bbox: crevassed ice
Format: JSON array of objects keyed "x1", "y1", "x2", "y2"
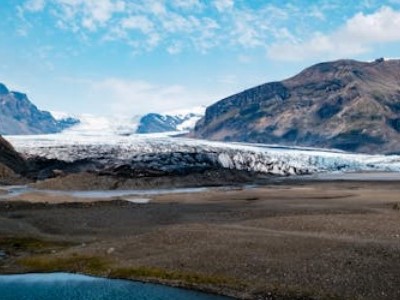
[{"x1": 5, "y1": 134, "x2": 400, "y2": 176}]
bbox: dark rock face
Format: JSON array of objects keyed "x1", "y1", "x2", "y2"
[
  {"x1": 0, "y1": 83, "x2": 10, "y2": 95},
  {"x1": 0, "y1": 136, "x2": 26, "y2": 175},
  {"x1": 193, "y1": 59, "x2": 400, "y2": 154},
  {"x1": 0, "y1": 83, "x2": 75, "y2": 135},
  {"x1": 101, "y1": 152, "x2": 222, "y2": 177}
]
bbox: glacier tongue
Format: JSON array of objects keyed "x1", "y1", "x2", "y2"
[{"x1": 5, "y1": 134, "x2": 400, "y2": 176}]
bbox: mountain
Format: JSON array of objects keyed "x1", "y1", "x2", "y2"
[
  {"x1": 136, "y1": 107, "x2": 205, "y2": 134},
  {"x1": 192, "y1": 58, "x2": 400, "y2": 154},
  {"x1": 0, "y1": 91, "x2": 204, "y2": 136},
  {"x1": 51, "y1": 111, "x2": 80, "y2": 131},
  {"x1": 50, "y1": 109, "x2": 204, "y2": 136},
  {"x1": 0, "y1": 83, "x2": 76, "y2": 135},
  {"x1": 136, "y1": 113, "x2": 180, "y2": 133}
]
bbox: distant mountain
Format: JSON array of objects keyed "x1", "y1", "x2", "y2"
[
  {"x1": 52, "y1": 108, "x2": 205, "y2": 136},
  {"x1": 51, "y1": 111, "x2": 80, "y2": 131},
  {"x1": 0, "y1": 82, "x2": 204, "y2": 136},
  {"x1": 136, "y1": 113, "x2": 180, "y2": 133},
  {"x1": 136, "y1": 107, "x2": 205, "y2": 134},
  {"x1": 0, "y1": 83, "x2": 76, "y2": 135},
  {"x1": 192, "y1": 58, "x2": 400, "y2": 154}
]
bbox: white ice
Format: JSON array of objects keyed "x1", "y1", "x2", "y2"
[{"x1": 5, "y1": 133, "x2": 400, "y2": 176}]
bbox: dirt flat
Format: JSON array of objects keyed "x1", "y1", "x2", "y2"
[{"x1": 0, "y1": 180, "x2": 399, "y2": 299}]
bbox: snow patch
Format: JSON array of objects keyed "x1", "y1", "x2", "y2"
[{"x1": 163, "y1": 105, "x2": 206, "y2": 117}]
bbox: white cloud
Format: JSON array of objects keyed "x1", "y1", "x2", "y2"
[
  {"x1": 160, "y1": 12, "x2": 196, "y2": 33},
  {"x1": 147, "y1": 1, "x2": 167, "y2": 16},
  {"x1": 230, "y1": 11, "x2": 264, "y2": 48},
  {"x1": 344, "y1": 6, "x2": 400, "y2": 42},
  {"x1": 214, "y1": 0, "x2": 234, "y2": 12},
  {"x1": 86, "y1": 78, "x2": 213, "y2": 115},
  {"x1": 268, "y1": 6, "x2": 400, "y2": 61},
  {"x1": 23, "y1": 0, "x2": 45, "y2": 12},
  {"x1": 20, "y1": 0, "x2": 295, "y2": 54},
  {"x1": 121, "y1": 16, "x2": 154, "y2": 33},
  {"x1": 22, "y1": 0, "x2": 398, "y2": 59},
  {"x1": 172, "y1": 0, "x2": 203, "y2": 10},
  {"x1": 53, "y1": 0, "x2": 126, "y2": 31},
  {"x1": 228, "y1": 5, "x2": 292, "y2": 49},
  {"x1": 308, "y1": 6, "x2": 326, "y2": 20}
]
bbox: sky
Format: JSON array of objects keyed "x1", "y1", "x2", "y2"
[{"x1": 2, "y1": 0, "x2": 400, "y2": 116}]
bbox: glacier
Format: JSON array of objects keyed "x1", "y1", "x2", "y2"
[
  {"x1": 51, "y1": 112, "x2": 140, "y2": 136},
  {"x1": 50, "y1": 106, "x2": 205, "y2": 136},
  {"x1": 5, "y1": 133, "x2": 400, "y2": 177}
]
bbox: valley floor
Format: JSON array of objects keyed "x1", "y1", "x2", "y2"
[{"x1": 0, "y1": 179, "x2": 399, "y2": 299}]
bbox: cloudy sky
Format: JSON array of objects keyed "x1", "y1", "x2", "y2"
[{"x1": 2, "y1": 0, "x2": 400, "y2": 116}]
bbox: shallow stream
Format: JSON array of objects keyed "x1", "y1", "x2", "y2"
[{"x1": 0, "y1": 185, "x2": 210, "y2": 201}]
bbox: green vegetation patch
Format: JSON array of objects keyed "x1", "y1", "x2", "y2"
[
  {"x1": 18, "y1": 257, "x2": 245, "y2": 290},
  {"x1": 17, "y1": 254, "x2": 109, "y2": 274},
  {"x1": 110, "y1": 266, "x2": 245, "y2": 288}
]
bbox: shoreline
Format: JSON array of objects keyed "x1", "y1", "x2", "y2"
[{"x1": 0, "y1": 271, "x2": 239, "y2": 300}]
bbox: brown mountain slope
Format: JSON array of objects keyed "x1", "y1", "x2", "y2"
[
  {"x1": 193, "y1": 58, "x2": 400, "y2": 154},
  {"x1": 0, "y1": 135, "x2": 26, "y2": 177}
]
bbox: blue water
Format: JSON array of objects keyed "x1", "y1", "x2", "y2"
[{"x1": 0, "y1": 273, "x2": 232, "y2": 300}]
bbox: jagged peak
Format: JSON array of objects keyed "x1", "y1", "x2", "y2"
[
  {"x1": 0, "y1": 83, "x2": 9, "y2": 95},
  {"x1": 10, "y1": 91, "x2": 28, "y2": 100},
  {"x1": 0, "y1": 83, "x2": 78, "y2": 135}
]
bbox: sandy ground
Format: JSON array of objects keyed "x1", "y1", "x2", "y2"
[{"x1": 0, "y1": 179, "x2": 399, "y2": 299}]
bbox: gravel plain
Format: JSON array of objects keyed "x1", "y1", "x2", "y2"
[{"x1": 0, "y1": 178, "x2": 399, "y2": 299}]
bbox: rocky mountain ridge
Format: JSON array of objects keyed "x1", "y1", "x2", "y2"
[
  {"x1": 0, "y1": 83, "x2": 78, "y2": 135},
  {"x1": 51, "y1": 107, "x2": 205, "y2": 136},
  {"x1": 0, "y1": 80, "x2": 202, "y2": 136},
  {"x1": 136, "y1": 108, "x2": 204, "y2": 134},
  {"x1": 193, "y1": 58, "x2": 400, "y2": 154}
]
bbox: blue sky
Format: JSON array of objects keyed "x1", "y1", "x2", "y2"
[{"x1": 1, "y1": 0, "x2": 400, "y2": 116}]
